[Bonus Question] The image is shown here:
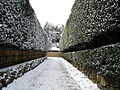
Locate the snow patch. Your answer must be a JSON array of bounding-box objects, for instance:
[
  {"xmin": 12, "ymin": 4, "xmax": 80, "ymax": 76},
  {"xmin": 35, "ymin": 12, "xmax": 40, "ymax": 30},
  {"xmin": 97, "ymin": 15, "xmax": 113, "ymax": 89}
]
[
  {"xmin": 2, "ymin": 57, "xmax": 99, "ymax": 90},
  {"xmin": 62, "ymin": 58, "xmax": 100, "ymax": 90},
  {"xmin": 50, "ymin": 47, "xmax": 60, "ymax": 51}
]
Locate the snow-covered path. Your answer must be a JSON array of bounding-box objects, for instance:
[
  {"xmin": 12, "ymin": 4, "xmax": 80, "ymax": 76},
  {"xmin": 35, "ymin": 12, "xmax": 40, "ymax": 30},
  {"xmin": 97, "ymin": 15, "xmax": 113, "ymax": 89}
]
[{"xmin": 2, "ymin": 57, "xmax": 99, "ymax": 90}]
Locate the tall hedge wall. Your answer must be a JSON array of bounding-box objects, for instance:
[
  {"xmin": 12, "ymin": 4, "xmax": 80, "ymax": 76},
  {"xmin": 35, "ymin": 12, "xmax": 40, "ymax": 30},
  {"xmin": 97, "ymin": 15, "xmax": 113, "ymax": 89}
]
[
  {"xmin": 0, "ymin": 0, "xmax": 48, "ymax": 51},
  {"xmin": 60, "ymin": 0, "xmax": 120, "ymax": 89},
  {"xmin": 60, "ymin": 0, "xmax": 120, "ymax": 52}
]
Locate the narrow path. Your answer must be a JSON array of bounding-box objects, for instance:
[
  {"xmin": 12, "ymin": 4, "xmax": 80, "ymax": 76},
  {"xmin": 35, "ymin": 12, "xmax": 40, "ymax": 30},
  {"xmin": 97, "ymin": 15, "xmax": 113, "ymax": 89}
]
[{"xmin": 2, "ymin": 57, "xmax": 99, "ymax": 90}]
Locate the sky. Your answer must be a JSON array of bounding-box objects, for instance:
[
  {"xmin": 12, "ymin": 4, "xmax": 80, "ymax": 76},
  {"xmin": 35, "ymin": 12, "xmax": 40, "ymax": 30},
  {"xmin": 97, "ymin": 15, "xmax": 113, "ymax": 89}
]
[{"xmin": 29, "ymin": 0, "xmax": 75, "ymax": 27}]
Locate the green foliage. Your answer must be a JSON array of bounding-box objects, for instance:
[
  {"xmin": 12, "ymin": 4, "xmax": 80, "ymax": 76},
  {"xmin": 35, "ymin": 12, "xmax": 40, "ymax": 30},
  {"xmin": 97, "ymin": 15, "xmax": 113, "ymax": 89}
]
[
  {"xmin": 62, "ymin": 43, "xmax": 120, "ymax": 80},
  {"xmin": 60, "ymin": 0, "xmax": 120, "ymax": 51},
  {"xmin": 43, "ymin": 22, "xmax": 64, "ymax": 33}
]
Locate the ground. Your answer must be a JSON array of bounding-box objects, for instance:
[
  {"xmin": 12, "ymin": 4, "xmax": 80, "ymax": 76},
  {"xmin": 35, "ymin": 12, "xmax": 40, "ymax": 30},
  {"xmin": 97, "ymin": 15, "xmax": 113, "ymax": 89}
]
[{"xmin": 2, "ymin": 57, "xmax": 100, "ymax": 90}]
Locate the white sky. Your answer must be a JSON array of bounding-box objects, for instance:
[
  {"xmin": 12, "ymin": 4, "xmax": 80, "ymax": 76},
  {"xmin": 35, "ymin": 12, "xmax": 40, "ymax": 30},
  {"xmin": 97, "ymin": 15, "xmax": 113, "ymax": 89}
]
[{"xmin": 29, "ymin": 0, "xmax": 75, "ymax": 27}]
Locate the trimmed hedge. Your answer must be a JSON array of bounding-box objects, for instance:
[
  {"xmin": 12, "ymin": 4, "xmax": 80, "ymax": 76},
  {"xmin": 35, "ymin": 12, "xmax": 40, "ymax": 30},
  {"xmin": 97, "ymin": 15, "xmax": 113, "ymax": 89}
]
[
  {"xmin": 60, "ymin": 0, "xmax": 120, "ymax": 52},
  {"xmin": 0, "ymin": 0, "xmax": 48, "ymax": 51},
  {"xmin": 62, "ymin": 43, "xmax": 120, "ymax": 81}
]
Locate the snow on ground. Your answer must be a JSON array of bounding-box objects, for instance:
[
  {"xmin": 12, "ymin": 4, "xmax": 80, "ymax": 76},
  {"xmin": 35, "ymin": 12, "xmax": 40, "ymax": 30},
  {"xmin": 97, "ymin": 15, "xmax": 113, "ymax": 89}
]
[
  {"xmin": 49, "ymin": 43, "xmax": 60, "ymax": 51},
  {"xmin": 0, "ymin": 57, "xmax": 46, "ymax": 89},
  {"xmin": 50, "ymin": 47, "xmax": 60, "ymax": 51},
  {"xmin": 2, "ymin": 57, "xmax": 100, "ymax": 90},
  {"xmin": 62, "ymin": 59, "xmax": 100, "ymax": 90}
]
